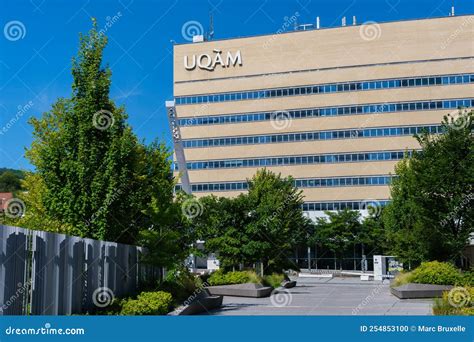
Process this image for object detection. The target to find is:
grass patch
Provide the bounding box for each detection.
[433,287,474,316]
[262,273,285,288]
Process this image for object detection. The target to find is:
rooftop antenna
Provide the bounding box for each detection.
[316,16,320,29]
[207,11,214,41]
[450,0,455,16]
[341,16,346,26]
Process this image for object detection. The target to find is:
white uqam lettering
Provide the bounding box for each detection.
[226,50,242,67]
[184,50,242,71]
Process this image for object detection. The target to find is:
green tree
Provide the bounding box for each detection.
[245,169,310,272]
[139,183,194,269]
[195,169,311,273]
[359,212,388,256]
[384,109,474,266]
[0,173,76,234]
[195,195,252,269]
[312,209,362,268]
[25,21,174,245]
[0,171,22,192]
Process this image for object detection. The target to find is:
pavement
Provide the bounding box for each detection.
[203,277,433,315]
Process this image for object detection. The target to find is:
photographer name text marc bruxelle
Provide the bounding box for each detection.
[360,324,466,333]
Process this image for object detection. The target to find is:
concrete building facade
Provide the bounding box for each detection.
[170,15,474,219]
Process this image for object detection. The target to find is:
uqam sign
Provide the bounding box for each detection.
[184,49,242,71]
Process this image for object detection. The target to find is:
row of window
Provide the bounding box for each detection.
[182,125,442,149]
[302,200,390,211]
[177,150,413,170]
[296,176,393,188]
[175,73,474,105]
[178,98,474,126]
[175,175,393,193]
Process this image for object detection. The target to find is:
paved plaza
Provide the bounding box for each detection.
[204,277,433,315]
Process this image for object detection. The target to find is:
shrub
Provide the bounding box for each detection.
[433,287,474,316]
[410,261,461,285]
[159,267,201,302]
[262,273,285,288]
[459,271,474,286]
[208,270,261,286]
[120,291,173,315]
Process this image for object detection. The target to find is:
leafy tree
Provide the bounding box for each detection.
[195,195,252,269]
[384,109,474,266]
[312,209,362,267]
[0,171,22,192]
[0,173,76,234]
[139,189,194,269]
[245,169,311,272]
[359,211,388,256]
[25,21,174,245]
[195,169,312,273]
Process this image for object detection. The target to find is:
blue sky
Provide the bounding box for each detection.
[1,0,473,170]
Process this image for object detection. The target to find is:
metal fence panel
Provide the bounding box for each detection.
[0,225,29,315]
[31,230,67,315]
[83,238,105,311]
[0,225,157,315]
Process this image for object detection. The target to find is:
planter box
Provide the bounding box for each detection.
[391,283,453,299]
[169,289,223,315]
[282,280,297,288]
[207,283,273,298]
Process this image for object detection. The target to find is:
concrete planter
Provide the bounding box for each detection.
[281,280,297,288]
[169,289,223,315]
[207,283,273,298]
[390,283,453,299]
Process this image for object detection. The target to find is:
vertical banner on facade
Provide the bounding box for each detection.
[166,100,192,194]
